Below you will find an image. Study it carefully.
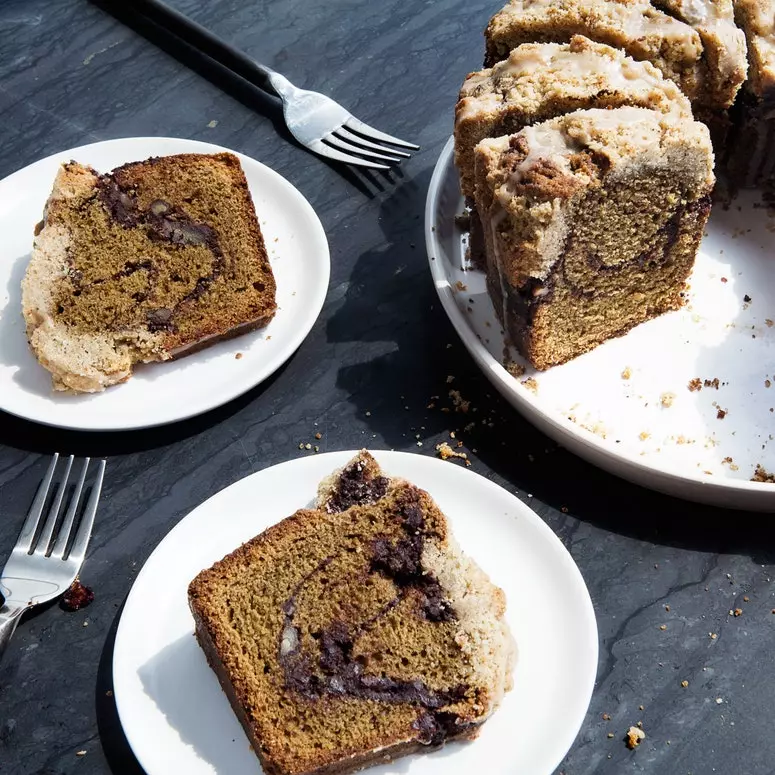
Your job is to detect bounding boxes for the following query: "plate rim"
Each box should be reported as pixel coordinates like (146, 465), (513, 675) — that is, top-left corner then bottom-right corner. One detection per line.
(0, 136), (330, 432)
(425, 135), (775, 509)
(112, 449), (599, 775)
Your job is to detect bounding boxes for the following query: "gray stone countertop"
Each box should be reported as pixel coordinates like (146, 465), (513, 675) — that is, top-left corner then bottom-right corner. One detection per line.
(0, 1), (773, 774)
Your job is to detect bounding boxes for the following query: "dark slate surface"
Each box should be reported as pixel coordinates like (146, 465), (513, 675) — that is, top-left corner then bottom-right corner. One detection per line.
(0, 1), (774, 773)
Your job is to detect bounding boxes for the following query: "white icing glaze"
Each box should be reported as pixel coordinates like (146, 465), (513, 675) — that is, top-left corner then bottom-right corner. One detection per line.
(457, 40), (687, 123)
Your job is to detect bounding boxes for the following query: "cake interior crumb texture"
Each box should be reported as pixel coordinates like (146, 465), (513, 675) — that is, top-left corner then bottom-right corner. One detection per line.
(188, 451), (515, 775)
(473, 107), (715, 370)
(22, 152), (276, 393)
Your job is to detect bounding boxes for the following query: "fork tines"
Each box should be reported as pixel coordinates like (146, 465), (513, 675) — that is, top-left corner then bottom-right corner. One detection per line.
(17, 454), (106, 562)
(319, 118), (420, 170)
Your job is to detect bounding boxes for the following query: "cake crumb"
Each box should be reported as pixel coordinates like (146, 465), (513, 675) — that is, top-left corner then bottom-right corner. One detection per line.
(688, 377), (702, 392)
(766, 319), (774, 327)
(235, 352), (243, 360)
(716, 408), (727, 419)
(681, 680), (689, 687)
(621, 366), (632, 380)
(449, 390), (470, 413)
(436, 442), (468, 463)
(703, 378), (720, 389)
(76, 751), (87, 757)
(659, 624), (667, 630)
(626, 726), (645, 749)
(522, 377), (539, 394)
(602, 713), (611, 721)
(639, 431), (650, 441)
(454, 281), (467, 292)
(315, 432), (322, 440)
(660, 392), (676, 408)
(721, 277), (728, 283)
(505, 359), (526, 379)
(744, 294), (752, 303)
(733, 608), (743, 616)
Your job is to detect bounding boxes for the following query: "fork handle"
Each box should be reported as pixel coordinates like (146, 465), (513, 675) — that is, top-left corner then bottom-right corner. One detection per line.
(125, 0), (291, 97)
(0, 606), (25, 662)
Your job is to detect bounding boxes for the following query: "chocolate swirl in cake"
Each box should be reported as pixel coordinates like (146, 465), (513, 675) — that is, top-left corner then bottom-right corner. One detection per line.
(279, 482), (463, 721)
(94, 175), (225, 332)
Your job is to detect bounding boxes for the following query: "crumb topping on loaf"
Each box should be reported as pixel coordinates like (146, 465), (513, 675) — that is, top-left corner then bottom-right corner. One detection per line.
(485, 0), (747, 109)
(188, 451), (515, 775)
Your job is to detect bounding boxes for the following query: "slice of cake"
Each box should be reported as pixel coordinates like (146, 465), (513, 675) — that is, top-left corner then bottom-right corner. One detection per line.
(727, 0), (775, 188)
(455, 35), (692, 200)
(22, 153), (276, 393)
(473, 107), (714, 370)
(483, 0), (747, 112)
(188, 451), (515, 775)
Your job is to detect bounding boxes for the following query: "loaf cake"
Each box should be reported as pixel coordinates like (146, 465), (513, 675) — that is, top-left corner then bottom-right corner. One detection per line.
(188, 451), (515, 775)
(728, 0), (775, 188)
(483, 0), (748, 114)
(473, 107), (714, 370)
(22, 153), (276, 393)
(455, 35), (692, 200)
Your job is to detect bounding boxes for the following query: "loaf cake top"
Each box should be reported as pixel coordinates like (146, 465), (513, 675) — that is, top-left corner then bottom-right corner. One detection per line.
(474, 106), (714, 280)
(734, 0), (775, 94)
(485, 0), (748, 108)
(22, 153), (276, 393)
(457, 35), (692, 121)
(188, 451), (515, 775)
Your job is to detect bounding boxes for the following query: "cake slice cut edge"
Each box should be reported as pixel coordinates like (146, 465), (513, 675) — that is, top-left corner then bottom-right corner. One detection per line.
(22, 152), (277, 393)
(473, 106), (715, 370)
(188, 450), (516, 775)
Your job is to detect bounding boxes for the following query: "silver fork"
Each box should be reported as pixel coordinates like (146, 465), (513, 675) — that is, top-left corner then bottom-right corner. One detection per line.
(127, 0), (420, 170)
(0, 454), (106, 660)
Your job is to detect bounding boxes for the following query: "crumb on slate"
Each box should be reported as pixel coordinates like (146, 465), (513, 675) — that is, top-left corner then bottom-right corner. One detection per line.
(626, 726), (646, 749)
(61, 579), (94, 612)
(449, 389), (470, 413)
(436, 442), (469, 465)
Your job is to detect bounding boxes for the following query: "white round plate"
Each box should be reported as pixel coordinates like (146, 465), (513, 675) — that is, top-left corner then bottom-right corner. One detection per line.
(113, 450), (598, 775)
(426, 136), (775, 511)
(0, 137), (330, 431)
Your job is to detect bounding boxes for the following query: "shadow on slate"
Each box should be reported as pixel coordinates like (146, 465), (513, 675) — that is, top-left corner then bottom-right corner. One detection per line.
(0, 356), (290, 458)
(96, 604), (145, 775)
(88, 0), (394, 200)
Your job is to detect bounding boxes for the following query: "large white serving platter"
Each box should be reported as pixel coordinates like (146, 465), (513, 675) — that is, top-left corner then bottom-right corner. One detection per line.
(426, 136), (775, 511)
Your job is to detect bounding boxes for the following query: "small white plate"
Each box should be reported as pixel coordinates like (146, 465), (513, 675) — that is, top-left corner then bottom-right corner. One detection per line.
(426, 136), (775, 511)
(113, 450), (598, 775)
(0, 137), (329, 431)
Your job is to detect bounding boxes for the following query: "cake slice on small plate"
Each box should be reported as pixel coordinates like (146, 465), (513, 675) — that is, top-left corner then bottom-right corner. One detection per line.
(188, 450), (515, 775)
(22, 152), (276, 393)
(473, 106), (715, 370)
